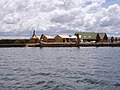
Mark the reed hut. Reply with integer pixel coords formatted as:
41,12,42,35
54,35,77,43
29,30,40,43
40,34,54,42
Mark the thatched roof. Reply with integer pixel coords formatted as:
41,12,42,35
98,33,107,39
56,35,77,39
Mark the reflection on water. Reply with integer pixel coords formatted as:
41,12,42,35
0,47,120,90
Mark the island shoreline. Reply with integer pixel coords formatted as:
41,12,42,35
0,42,120,47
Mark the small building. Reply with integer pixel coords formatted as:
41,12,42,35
29,30,40,43
54,35,77,43
98,33,108,42
75,32,108,42
41,34,54,42
75,32,97,42
96,33,108,42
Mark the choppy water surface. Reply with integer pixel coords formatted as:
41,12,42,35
0,47,120,90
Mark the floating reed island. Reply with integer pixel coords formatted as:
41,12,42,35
0,31,120,47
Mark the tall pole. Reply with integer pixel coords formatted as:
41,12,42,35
32,30,35,37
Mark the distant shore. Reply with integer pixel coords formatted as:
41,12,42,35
0,41,120,47
1,31,119,47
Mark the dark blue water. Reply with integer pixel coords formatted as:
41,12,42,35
0,47,120,90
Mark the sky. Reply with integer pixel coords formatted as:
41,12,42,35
0,0,120,36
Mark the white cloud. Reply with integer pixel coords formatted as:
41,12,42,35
3,13,21,24
99,4,120,35
0,0,120,36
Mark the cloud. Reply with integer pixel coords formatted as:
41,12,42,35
50,11,75,23
100,4,120,26
0,0,120,36
3,13,21,24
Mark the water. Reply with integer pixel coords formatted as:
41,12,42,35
0,47,120,90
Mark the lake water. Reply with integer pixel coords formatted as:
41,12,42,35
0,47,120,90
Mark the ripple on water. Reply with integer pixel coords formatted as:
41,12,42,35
52,84,76,90
113,83,120,87
35,81,46,85
31,72,51,76
76,78,108,86
1,77,18,81
77,71,95,76
41,81,56,90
